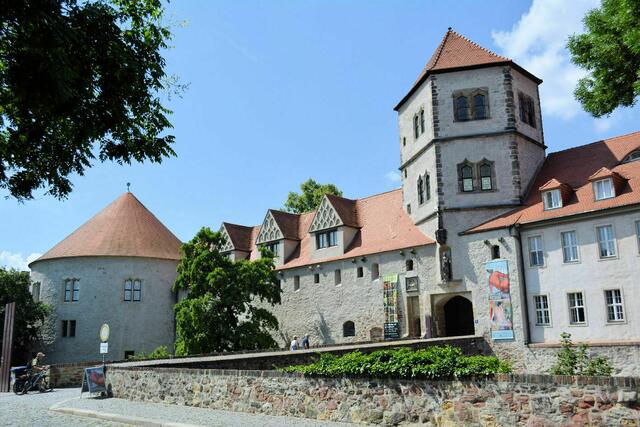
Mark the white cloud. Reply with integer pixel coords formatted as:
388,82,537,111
384,171,401,184
0,251,42,271
492,0,599,120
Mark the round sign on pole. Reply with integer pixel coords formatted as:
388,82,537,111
99,324,110,343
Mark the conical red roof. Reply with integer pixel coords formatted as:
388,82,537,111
31,192,182,265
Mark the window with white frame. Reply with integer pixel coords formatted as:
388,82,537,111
623,150,640,163
596,225,617,258
593,178,614,200
124,279,142,302
561,231,579,263
543,189,562,210
528,236,544,267
605,289,624,322
568,292,586,324
64,279,79,302
316,229,338,249
533,295,550,326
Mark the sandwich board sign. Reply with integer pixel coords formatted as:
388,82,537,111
81,366,107,395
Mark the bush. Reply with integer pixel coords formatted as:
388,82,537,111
127,346,172,361
281,346,511,379
549,333,613,376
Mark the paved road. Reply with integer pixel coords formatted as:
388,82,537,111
0,388,357,426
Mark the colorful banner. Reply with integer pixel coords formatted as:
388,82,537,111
383,274,400,340
81,366,107,394
486,260,514,340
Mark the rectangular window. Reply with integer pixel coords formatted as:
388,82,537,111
61,320,76,337
124,279,132,301
568,292,586,325
314,273,320,284
605,289,624,322
561,231,579,263
264,241,280,257
64,281,71,302
528,236,544,267
72,281,79,302
69,320,76,337
533,295,550,326
357,266,363,278
316,229,338,249
334,269,341,286
294,276,300,292
32,282,41,303
543,189,562,210
594,178,614,200
635,220,640,253
62,320,68,337
133,280,142,301
124,350,135,359
596,225,616,258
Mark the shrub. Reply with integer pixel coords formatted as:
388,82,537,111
550,333,613,376
281,346,511,379
128,346,172,361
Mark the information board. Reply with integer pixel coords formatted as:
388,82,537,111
81,366,107,394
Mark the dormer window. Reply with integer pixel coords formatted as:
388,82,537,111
264,241,280,257
543,189,562,210
594,178,614,201
623,150,640,163
316,229,338,249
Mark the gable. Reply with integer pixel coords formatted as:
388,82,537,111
308,196,344,233
255,211,284,244
219,225,235,252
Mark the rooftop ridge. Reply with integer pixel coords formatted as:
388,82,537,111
548,130,640,157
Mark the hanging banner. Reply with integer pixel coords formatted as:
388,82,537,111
383,274,400,340
486,260,514,340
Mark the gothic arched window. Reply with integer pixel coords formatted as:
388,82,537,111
479,162,493,191
343,321,355,337
473,94,486,119
413,115,420,139
455,96,469,121
460,164,474,192
420,109,425,133
425,173,431,200
417,176,425,204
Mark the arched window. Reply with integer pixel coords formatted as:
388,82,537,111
405,259,414,271
417,176,425,204
413,115,420,139
425,173,431,200
455,96,469,121
473,94,486,120
479,162,493,191
623,151,640,163
460,164,474,192
343,321,355,337
420,109,425,133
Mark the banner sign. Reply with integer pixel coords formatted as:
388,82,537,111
486,260,514,340
383,274,400,340
81,366,107,394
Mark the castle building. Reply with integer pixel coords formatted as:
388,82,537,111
29,192,181,364
30,29,640,374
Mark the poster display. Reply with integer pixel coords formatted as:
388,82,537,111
81,366,107,394
383,274,400,340
486,260,514,340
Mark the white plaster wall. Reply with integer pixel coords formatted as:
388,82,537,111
264,246,437,347
517,135,546,195
30,256,178,364
397,79,434,164
522,210,640,343
512,69,544,143
402,145,438,224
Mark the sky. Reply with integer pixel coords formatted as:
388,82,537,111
2,0,639,270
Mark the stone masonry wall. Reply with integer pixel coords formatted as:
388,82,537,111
49,360,103,388
107,367,640,426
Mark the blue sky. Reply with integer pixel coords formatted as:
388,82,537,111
2,0,638,270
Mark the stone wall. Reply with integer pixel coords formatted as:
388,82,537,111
107,367,640,426
49,360,103,388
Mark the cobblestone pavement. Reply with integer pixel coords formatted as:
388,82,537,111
0,388,358,426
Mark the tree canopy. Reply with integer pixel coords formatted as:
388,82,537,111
0,268,50,363
568,0,640,117
173,227,282,356
284,179,343,213
0,0,177,201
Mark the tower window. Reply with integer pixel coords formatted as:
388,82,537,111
357,266,364,278
455,96,469,121
473,94,486,120
371,263,380,280
425,173,431,200
61,320,76,338
294,275,300,291
405,259,414,271
479,162,493,191
124,279,142,302
519,93,536,127
413,115,420,139
417,176,425,205
420,109,425,133
343,321,356,337
460,164,474,192
402,137,406,147
314,273,320,284
64,279,79,302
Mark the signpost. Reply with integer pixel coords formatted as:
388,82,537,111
99,324,109,365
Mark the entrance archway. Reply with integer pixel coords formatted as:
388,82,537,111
443,296,474,336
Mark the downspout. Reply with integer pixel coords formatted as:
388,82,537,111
511,224,531,345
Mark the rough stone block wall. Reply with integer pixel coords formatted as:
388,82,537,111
107,367,640,426
49,360,103,388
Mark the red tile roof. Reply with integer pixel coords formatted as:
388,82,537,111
466,131,640,234
270,210,302,241
222,222,257,252
31,192,182,265
228,189,434,269
394,28,541,111
325,194,359,228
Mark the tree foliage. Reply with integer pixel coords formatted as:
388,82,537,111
173,227,282,356
550,333,613,376
284,179,343,213
568,0,640,117
0,0,177,200
0,268,50,363
281,346,512,379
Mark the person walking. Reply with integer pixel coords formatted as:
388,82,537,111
301,334,310,349
290,335,299,351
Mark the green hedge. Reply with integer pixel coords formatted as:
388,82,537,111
281,346,511,379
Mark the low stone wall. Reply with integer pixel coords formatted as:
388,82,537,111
50,360,103,388
107,367,640,425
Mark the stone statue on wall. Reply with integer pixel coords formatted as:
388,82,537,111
440,249,452,282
